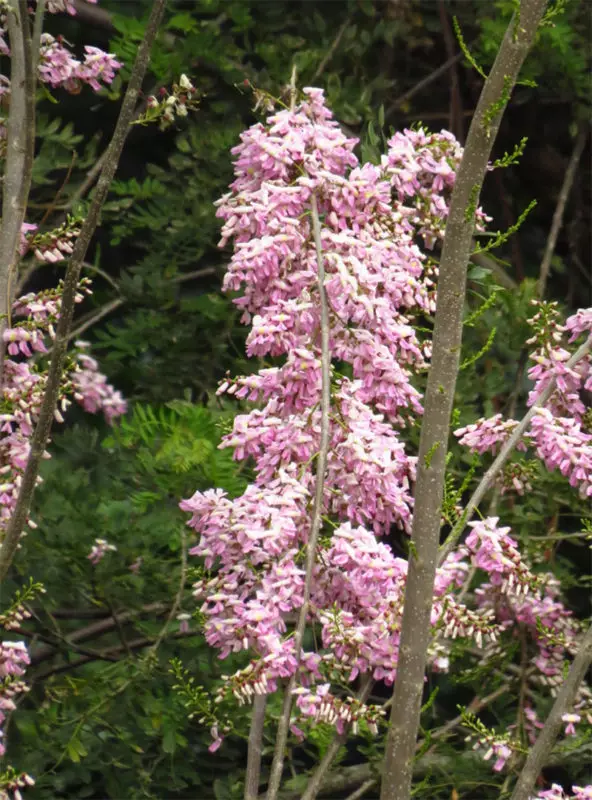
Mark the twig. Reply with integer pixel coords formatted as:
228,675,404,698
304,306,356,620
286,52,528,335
471,248,518,290
344,780,376,800
39,150,77,227
380,4,549,799
31,0,46,75
386,53,462,119
10,624,119,664
150,527,187,653
301,677,373,800
80,261,121,291
537,124,588,299
72,0,113,29
103,593,134,660
438,0,464,141
0,0,168,583
265,193,332,800
510,623,592,800
35,629,200,680
439,334,592,563
68,296,124,341
67,266,217,342
30,602,167,665
245,695,267,800
311,15,352,83
41,607,112,619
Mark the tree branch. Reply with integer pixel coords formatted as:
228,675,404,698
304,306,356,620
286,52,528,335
301,677,373,800
510,623,592,800
380,4,548,798
265,193,332,799
0,0,168,582
0,0,36,374
245,695,267,800
439,333,592,563
34,629,200,680
386,53,462,119
67,266,216,342
30,602,167,665
537,123,588,299
282,683,510,799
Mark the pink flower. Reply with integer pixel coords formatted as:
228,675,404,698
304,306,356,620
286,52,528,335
561,712,581,736
88,538,116,565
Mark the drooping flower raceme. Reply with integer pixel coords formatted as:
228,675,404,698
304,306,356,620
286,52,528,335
179,88,592,781
181,88,513,746
0,280,126,537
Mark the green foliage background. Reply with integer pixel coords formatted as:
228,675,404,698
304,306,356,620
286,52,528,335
2,0,590,798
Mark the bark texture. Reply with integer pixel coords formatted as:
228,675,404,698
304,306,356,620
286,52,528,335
380,3,548,798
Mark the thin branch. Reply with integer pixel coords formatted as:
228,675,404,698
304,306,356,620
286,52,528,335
10,624,119,664
72,0,113,29
537,124,588,299
39,150,77,228
471,248,518,290
245,695,267,800
68,296,124,341
103,594,134,660
510,623,592,800
343,780,376,800
150,527,187,653
67,266,217,342
0,0,36,377
380,4,548,799
173,266,217,284
0,0,168,582
301,677,373,800
80,261,121,291
30,602,167,665
311,15,352,83
35,629,200,681
31,0,47,75
265,192,332,800
439,334,592,563
40,607,111,619
386,53,462,119
438,0,464,141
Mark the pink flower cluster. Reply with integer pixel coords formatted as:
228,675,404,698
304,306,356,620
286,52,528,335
37,34,121,94
0,641,30,757
181,89,514,750
72,342,127,424
0,637,35,797
19,220,80,264
533,786,592,800
0,283,126,536
470,524,592,738
181,91,590,769
87,537,117,565
0,2,119,126
385,127,490,248
455,306,592,500
292,683,382,735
